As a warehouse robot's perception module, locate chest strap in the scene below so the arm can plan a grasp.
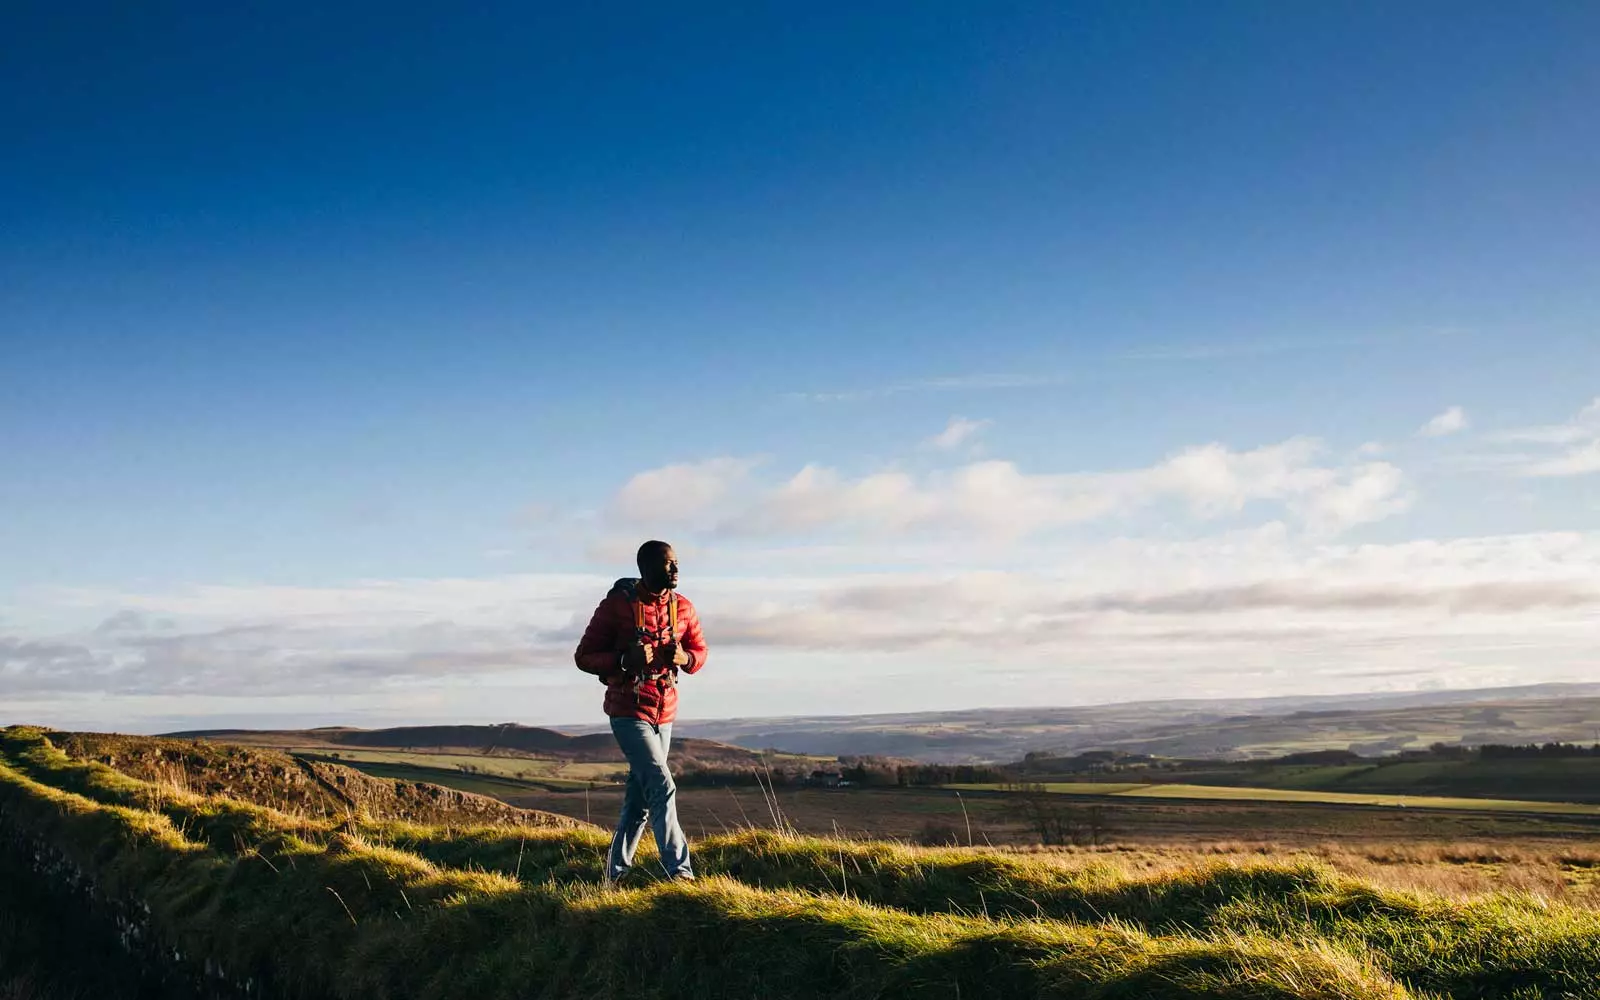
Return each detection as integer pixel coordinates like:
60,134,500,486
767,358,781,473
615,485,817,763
633,594,677,637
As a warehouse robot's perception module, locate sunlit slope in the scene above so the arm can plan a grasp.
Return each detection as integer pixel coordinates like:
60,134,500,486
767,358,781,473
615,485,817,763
5,727,1600,999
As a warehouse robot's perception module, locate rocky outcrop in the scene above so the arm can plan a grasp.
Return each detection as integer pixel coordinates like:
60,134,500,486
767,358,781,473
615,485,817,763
48,732,586,828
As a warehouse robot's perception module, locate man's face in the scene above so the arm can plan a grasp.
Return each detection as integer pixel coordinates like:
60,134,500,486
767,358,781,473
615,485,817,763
640,546,679,591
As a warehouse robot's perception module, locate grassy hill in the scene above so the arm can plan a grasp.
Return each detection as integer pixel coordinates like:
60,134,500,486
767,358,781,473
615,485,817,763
165,721,779,767
47,730,585,828
7,725,1600,999
155,723,833,802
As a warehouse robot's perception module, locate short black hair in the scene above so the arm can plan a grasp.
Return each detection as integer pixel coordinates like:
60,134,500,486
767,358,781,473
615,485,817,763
636,539,672,569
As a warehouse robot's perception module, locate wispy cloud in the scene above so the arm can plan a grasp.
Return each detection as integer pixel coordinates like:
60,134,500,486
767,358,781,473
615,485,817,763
787,373,1065,403
1118,340,1342,362
10,531,1597,716
1418,406,1468,437
1119,327,1467,364
1062,580,1600,615
789,329,1464,402
1491,398,1600,446
1521,442,1600,477
1476,398,1600,477
924,416,990,450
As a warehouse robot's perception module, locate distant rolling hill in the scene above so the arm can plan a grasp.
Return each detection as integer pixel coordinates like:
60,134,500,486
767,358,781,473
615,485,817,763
169,682,1600,767
164,722,778,768
660,683,1600,762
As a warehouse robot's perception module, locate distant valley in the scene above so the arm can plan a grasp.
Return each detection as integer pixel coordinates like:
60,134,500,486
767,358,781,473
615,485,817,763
163,682,1600,766
660,682,1600,762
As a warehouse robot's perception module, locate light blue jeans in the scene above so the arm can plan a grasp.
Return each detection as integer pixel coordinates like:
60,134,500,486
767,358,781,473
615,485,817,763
607,717,693,879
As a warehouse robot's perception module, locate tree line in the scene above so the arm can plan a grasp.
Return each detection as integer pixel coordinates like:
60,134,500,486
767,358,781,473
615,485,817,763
672,756,1013,787
1476,742,1600,759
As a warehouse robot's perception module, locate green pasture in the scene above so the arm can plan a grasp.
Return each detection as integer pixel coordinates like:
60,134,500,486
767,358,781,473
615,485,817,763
290,746,624,783
301,755,606,795
948,781,1600,816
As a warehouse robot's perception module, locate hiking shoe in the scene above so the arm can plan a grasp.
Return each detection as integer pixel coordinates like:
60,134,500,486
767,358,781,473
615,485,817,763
604,868,636,887
670,871,697,882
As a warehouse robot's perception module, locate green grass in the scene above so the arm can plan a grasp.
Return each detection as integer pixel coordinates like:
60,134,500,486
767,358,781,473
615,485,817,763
950,782,1600,817
290,746,625,783
300,754,601,794
9,725,1600,999
1067,758,1600,805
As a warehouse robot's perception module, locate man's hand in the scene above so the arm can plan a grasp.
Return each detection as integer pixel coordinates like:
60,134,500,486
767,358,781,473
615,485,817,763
621,643,654,674
661,642,691,668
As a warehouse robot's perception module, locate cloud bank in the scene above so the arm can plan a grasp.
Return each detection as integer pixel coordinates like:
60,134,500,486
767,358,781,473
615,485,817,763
607,437,1410,542
9,402,1600,730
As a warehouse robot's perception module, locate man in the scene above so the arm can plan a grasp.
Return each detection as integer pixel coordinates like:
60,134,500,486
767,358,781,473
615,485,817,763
574,540,708,882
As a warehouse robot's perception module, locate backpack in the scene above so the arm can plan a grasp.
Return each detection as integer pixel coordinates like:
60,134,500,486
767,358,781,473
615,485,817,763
601,578,678,684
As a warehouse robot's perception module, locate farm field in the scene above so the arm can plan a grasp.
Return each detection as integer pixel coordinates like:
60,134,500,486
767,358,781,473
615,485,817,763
504,781,1600,904
286,741,1600,902
291,747,625,787
1204,758,1600,802
9,724,1600,999
1030,757,1600,803
948,781,1600,816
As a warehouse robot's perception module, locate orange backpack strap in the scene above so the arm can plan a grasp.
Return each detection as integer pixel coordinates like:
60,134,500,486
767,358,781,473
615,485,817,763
630,594,675,639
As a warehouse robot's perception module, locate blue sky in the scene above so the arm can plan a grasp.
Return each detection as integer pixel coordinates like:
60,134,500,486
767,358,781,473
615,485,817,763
3,2,1597,732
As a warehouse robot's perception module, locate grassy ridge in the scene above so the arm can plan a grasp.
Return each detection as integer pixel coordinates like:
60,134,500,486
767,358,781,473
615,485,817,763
7,727,1600,999
378,825,1600,999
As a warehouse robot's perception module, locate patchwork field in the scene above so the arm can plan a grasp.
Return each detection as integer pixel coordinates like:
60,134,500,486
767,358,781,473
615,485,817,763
674,685,1600,761
949,781,1600,816
8,725,1600,999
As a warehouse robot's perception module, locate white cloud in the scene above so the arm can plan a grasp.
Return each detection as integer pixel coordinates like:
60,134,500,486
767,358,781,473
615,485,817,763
1522,440,1600,478
1481,398,1600,478
1419,406,1468,437
925,416,990,450
1292,462,1412,535
676,437,1409,541
1492,398,1600,446
610,457,760,524
9,530,1599,727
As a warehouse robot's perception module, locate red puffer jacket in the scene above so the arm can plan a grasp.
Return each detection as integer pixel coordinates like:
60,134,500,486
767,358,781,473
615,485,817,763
574,579,708,726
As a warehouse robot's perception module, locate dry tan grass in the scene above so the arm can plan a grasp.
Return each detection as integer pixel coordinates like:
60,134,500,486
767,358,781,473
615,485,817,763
983,837,1600,907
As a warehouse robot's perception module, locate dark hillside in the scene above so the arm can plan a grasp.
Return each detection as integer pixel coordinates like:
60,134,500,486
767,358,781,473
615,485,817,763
333,724,578,754
0,852,153,1000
